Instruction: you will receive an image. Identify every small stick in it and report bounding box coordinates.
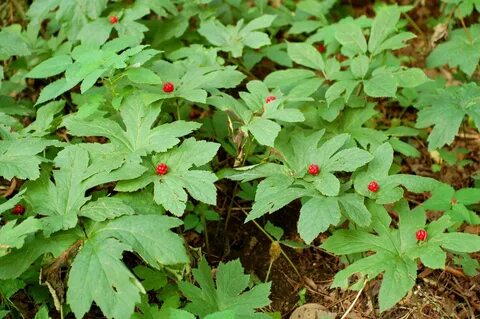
[3,177,17,197]
[340,279,367,319]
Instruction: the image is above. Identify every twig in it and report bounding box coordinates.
[2,177,17,197]
[340,278,367,319]
[445,265,466,278]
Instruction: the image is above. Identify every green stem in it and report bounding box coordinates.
[265,259,273,282]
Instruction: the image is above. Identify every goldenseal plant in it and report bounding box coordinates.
[0,1,480,318]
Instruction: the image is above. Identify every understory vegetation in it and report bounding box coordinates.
[0,0,479,318]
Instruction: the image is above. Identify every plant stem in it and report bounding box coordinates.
[233,198,303,280]
[402,12,424,37]
[265,259,273,282]
[457,9,473,43]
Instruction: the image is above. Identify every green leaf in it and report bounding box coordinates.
[26,55,73,78]
[321,230,392,255]
[246,118,281,147]
[350,55,369,78]
[0,231,80,280]
[455,188,480,205]
[376,32,416,53]
[65,93,201,157]
[438,233,480,253]
[25,145,143,235]
[323,201,479,313]
[415,83,480,150]
[36,78,76,105]
[152,178,188,216]
[67,237,144,319]
[24,100,65,136]
[338,193,372,227]
[94,215,189,266]
[324,148,373,172]
[0,29,30,58]
[34,305,50,319]
[0,218,41,257]
[378,258,416,312]
[312,172,340,196]
[368,6,401,55]
[117,139,219,216]
[394,68,429,88]
[78,197,135,221]
[364,69,398,98]
[247,176,305,221]
[179,259,271,319]
[335,22,367,55]
[127,67,162,84]
[205,311,236,319]
[427,24,480,76]
[242,15,276,33]
[0,138,58,180]
[298,197,340,244]
[198,15,275,58]
[286,42,324,70]
[133,266,167,291]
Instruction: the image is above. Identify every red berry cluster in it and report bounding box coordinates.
[308,164,320,176]
[416,229,427,241]
[11,204,25,216]
[265,95,276,103]
[317,43,325,53]
[163,82,174,93]
[156,163,168,175]
[109,16,118,24]
[367,180,380,192]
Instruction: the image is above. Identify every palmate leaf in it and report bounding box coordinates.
[151,60,246,104]
[354,143,439,204]
[427,24,480,76]
[198,15,276,58]
[179,259,271,319]
[0,231,81,280]
[326,105,387,149]
[64,93,200,158]
[33,37,146,105]
[25,144,145,235]
[415,83,480,150]
[231,130,373,242]
[0,218,42,257]
[275,130,372,197]
[67,238,142,319]
[78,197,135,222]
[67,215,188,319]
[422,184,480,226]
[116,138,220,216]
[322,201,480,312]
[0,138,61,180]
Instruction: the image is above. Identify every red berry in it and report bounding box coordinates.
[308,164,320,176]
[368,180,380,192]
[265,96,276,103]
[416,229,427,241]
[163,82,174,93]
[109,16,118,24]
[317,43,325,53]
[156,163,168,175]
[11,204,25,216]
